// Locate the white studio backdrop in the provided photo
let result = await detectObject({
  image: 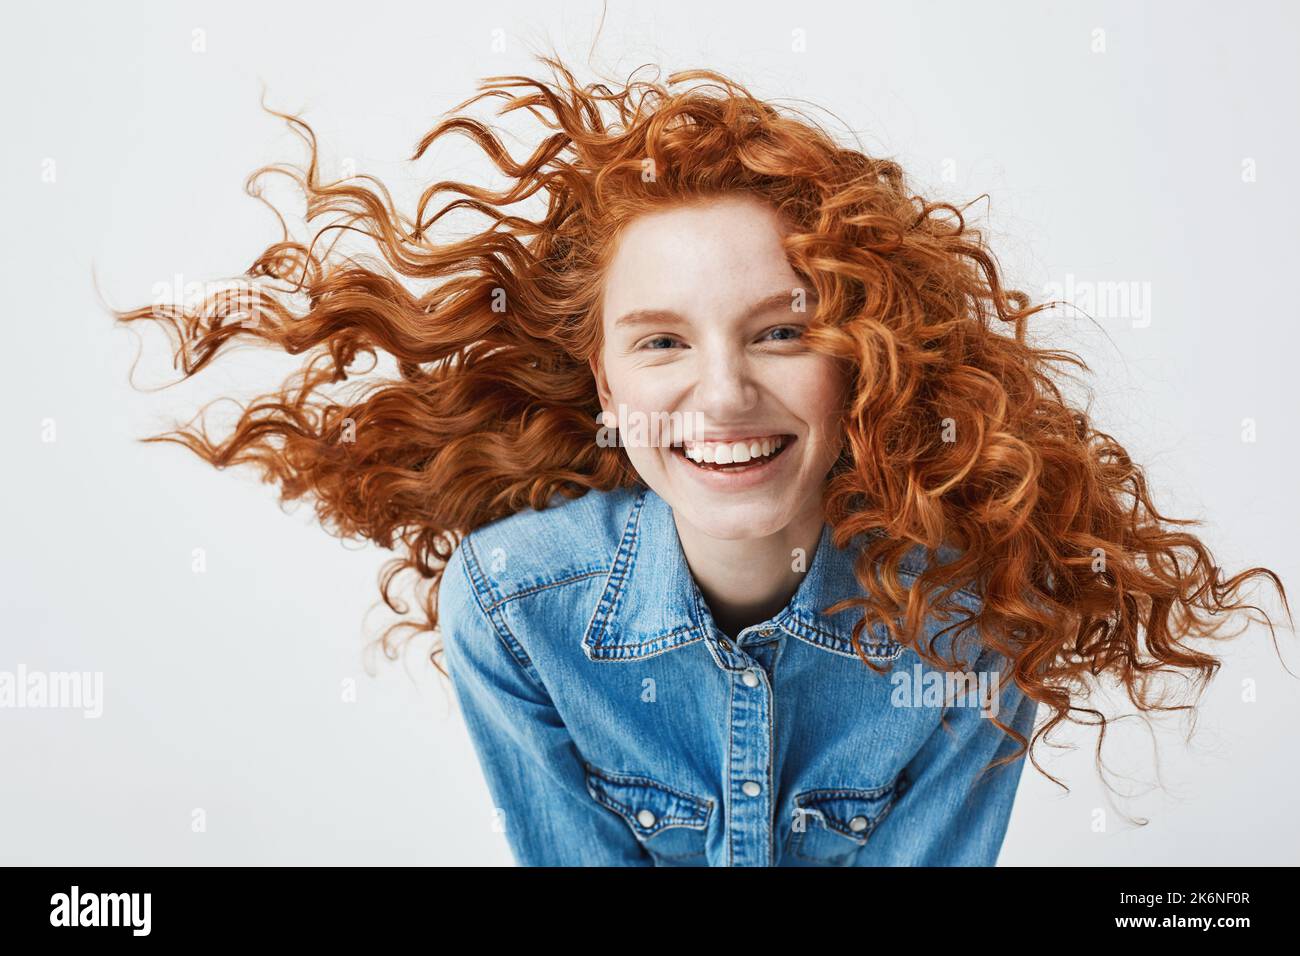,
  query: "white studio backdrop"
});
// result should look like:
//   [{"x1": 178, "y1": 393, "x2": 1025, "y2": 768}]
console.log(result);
[{"x1": 1, "y1": 0, "x2": 1297, "y2": 864}]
